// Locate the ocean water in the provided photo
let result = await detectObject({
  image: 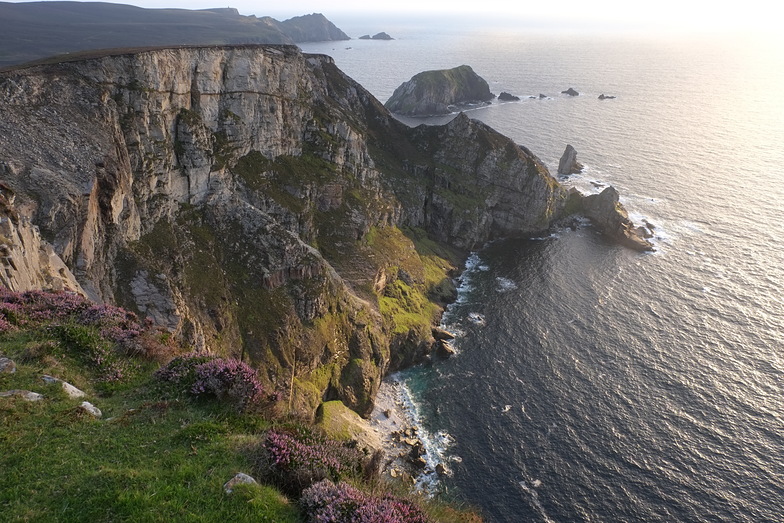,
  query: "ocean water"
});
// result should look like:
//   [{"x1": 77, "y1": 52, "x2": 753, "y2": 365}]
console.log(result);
[{"x1": 299, "y1": 26, "x2": 784, "y2": 522}]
